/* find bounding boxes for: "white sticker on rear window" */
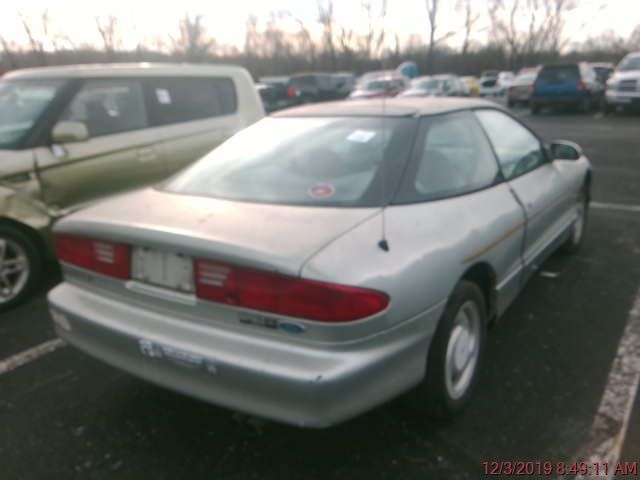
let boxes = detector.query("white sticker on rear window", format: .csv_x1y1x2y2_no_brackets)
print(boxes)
156,88,172,104
347,129,376,143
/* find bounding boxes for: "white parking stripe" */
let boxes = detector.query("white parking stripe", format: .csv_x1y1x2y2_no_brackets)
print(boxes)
591,202,640,213
575,287,640,479
0,338,66,376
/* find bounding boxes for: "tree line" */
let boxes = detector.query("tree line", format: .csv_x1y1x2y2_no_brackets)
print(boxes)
1,0,639,78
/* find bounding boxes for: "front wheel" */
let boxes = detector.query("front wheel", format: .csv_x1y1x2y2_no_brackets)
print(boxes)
561,188,588,254
0,224,43,312
415,281,486,418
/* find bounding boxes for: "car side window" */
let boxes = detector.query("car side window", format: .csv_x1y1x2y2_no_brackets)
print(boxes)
61,80,147,137
147,77,237,126
475,109,545,179
396,111,499,202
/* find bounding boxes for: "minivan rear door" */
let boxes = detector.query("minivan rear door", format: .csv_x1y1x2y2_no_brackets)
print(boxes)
144,77,243,176
36,78,166,211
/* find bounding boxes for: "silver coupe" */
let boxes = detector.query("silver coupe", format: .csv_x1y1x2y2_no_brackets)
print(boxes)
48,98,591,427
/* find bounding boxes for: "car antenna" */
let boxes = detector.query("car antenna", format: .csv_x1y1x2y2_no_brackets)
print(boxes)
378,70,390,252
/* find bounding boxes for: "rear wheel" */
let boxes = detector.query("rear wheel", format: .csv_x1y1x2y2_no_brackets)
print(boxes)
0,224,43,312
531,102,540,115
414,281,486,418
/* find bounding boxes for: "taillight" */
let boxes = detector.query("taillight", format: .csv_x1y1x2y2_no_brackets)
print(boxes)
287,86,298,98
195,259,389,322
578,79,586,91
55,234,130,279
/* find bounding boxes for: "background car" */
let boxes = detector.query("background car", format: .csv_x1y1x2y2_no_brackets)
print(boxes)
288,73,344,103
507,71,538,107
48,98,591,429
590,62,615,85
461,76,480,96
331,72,357,98
531,62,604,114
0,63,264,310
605,51,640,112
256,81,301,113
349,75,407,99
399,74,468,97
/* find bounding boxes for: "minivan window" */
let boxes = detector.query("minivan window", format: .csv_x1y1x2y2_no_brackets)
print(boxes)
0,79,65,149
147,77,237,126
61,79,147,137
395,111,499,202
618,55,640,72
164,116,416,207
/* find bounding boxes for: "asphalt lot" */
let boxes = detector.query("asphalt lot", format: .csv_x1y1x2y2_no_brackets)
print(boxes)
1,103,639,479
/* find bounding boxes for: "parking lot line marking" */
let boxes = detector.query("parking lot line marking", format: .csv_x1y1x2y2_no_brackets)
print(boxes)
575,287,640,479
591,202,640,213
0,338,66,376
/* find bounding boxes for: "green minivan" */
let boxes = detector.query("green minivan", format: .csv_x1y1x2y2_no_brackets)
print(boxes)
0,63,265,310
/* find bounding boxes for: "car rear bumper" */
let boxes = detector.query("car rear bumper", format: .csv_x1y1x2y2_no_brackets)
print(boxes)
531,95,586,105
48,282,439,428
605,90,640,105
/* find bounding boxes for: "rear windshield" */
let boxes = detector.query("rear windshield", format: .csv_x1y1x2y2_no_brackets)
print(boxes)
164,116,417,207
538,65,579,81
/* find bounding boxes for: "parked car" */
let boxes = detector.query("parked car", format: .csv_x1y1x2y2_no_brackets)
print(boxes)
349,75,407,99
48,97,591,427
0,63,264,310
605,52,640,112
590,62,615,85
461,76,480,96
256,82,300,113
289,73,345,103
331,72,357,98
530,63,604,114
507,71,538,107
479,71,514,97
399,74,469,98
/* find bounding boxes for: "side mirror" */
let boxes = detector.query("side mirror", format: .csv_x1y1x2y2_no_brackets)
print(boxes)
51,121,89,144
549,140,582,160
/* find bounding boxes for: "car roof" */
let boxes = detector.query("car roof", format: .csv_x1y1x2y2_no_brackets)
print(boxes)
273,97,502,118
3,62,247,80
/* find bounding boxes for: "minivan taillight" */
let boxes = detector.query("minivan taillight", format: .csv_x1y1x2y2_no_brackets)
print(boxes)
55,234,130,279
194,259,389,322
578,79,586,91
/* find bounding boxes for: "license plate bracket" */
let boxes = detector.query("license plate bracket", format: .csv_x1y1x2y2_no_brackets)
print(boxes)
131,246,194,293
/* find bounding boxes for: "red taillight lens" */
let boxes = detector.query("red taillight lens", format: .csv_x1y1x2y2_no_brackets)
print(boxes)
55,234,130,279
578,79,586,91
287,86,298,98
195,259,389,322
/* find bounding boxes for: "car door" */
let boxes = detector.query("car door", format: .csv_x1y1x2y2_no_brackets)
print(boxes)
35,78,166,211
475,109,575,276
144,77,243,176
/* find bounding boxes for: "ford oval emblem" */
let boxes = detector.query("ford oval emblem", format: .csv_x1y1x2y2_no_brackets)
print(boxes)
279,322,306,334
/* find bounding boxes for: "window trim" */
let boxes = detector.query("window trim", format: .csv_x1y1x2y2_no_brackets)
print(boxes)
472,107,551,182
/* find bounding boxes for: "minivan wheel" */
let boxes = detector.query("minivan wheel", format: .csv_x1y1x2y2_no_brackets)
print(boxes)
562,188,588,254
416,281,486,418
0,225,42,312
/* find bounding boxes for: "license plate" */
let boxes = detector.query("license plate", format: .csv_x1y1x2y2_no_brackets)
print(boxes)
131,246,194,292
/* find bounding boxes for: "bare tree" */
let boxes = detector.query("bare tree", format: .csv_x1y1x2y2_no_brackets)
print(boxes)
171,13,216,62
20,11,48,64
95,15,119,57
458,0,480,55
425,0,454,71
0,36,18,69
317,0,337,69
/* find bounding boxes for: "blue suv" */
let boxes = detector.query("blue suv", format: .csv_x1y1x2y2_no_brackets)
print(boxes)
531,63,604,114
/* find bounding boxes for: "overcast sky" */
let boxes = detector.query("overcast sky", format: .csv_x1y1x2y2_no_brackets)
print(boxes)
0,0,635,52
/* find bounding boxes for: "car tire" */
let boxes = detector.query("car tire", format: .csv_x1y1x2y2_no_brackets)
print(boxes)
531,103,540,115
580,97,591,114
0,224,43,312
414,280,487,419
561,186,589,254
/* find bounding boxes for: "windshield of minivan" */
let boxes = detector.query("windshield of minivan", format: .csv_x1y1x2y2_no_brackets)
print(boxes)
618,56,640,72
164,116,416,207
0,79,65,149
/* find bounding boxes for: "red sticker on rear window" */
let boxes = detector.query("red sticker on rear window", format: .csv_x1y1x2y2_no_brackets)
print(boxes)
308,184,335,198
